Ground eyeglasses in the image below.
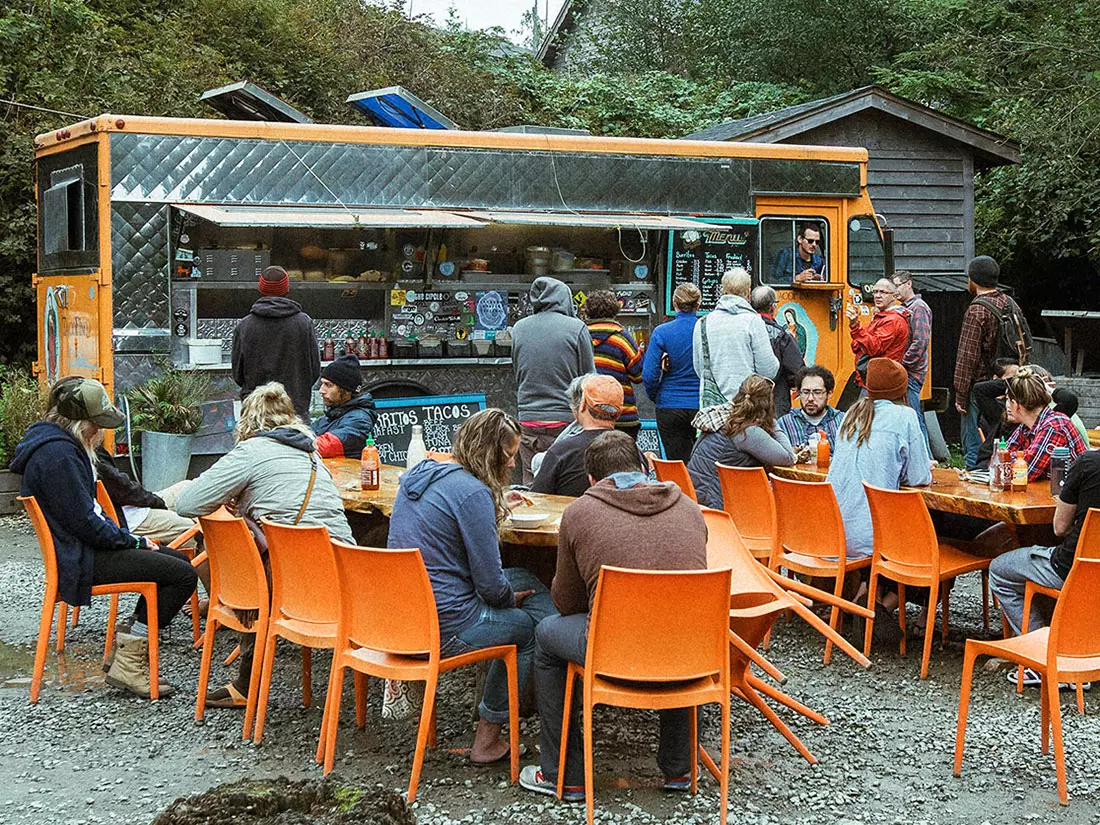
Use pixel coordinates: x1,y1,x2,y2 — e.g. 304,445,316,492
799,389,828,397
871,289,894,295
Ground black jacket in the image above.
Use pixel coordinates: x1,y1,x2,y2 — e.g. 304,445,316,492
762,315,806,417
94,447,165,530
10,422,137,606
231,296,320,418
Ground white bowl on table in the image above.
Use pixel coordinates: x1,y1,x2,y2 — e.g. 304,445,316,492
508,511,549,529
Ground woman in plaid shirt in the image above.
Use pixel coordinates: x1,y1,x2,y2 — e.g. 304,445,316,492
1003,368,1087,481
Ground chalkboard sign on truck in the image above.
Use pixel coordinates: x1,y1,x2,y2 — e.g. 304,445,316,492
370,393,487,466
666,218,757,315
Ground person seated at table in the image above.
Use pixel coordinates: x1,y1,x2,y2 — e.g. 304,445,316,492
520,430,708,801
1028,364,1091,446
972,357,1020,469
776,364,845,453
1001,368,1087,482
687,374,796,510
530,375,633,498
176,381,353,709
311,353,377,459
388,408,555,765
530,374,590,478
9,376,198,699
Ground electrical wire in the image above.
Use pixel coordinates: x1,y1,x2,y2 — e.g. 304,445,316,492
0,98,89,120
279,141,357,219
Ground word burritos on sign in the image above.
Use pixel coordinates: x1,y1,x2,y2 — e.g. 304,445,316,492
370,393,487,467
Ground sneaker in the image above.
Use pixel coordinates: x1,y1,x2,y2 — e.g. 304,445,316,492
1006,667,1092,692
661,775,691,792
519,765,584,803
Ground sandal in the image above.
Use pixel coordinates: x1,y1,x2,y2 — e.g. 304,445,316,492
470,742,527,766
205,682,248,708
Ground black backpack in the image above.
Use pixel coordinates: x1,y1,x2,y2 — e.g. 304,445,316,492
974,295,1032,366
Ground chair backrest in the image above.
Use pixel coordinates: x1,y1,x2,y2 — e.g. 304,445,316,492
427,451,453,462
19,496,58,591
716,464,776,544
586,565,731,683
199,510,269,612
331,539,439,657
1049,507,1100,661
1074,508,1100,561
771,474,846,562
863,483,939,570
261,519,339,625
95,481,120,526
652,458,697,502
701,508,778,594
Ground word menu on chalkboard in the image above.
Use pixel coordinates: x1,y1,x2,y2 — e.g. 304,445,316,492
666,219,757,315
370,393,487,466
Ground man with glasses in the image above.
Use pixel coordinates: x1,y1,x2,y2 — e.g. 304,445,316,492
777,365,845,450
890,270,932,442
771,222,825,284
846,278,911,369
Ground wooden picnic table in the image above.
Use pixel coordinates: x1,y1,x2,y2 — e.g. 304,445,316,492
324,458,573,548
769,464,1058,526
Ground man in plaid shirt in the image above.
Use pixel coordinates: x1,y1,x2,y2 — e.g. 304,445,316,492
776,365,845,449
954,256,1014,468
891,270,932,444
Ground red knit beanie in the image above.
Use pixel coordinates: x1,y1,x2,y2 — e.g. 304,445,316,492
259,266,290,297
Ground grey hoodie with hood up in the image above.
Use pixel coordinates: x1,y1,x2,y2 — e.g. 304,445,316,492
511,277,595,422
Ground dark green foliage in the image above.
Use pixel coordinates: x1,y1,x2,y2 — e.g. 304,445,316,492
0,365,47,465
126,364,210,434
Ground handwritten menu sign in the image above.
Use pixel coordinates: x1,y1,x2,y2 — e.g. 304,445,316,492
370,393,487,466
666,221,756,314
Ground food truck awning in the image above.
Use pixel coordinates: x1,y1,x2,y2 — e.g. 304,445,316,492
173,205,487,229
466,211,738,231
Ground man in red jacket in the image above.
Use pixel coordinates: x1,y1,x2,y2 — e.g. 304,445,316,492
847,278,911,364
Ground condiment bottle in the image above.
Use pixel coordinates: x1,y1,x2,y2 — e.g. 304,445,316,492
1050,446,1072,497
1011,451,1028,492
360,436,380,491
369,331,380,360
807,432,820,466
358,331,370,357
816,429,830,468
378,336,388,358
406,424,428,469
322,337,335,362
344,331,357,356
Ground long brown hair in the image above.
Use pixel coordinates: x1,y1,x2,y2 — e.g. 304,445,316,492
723,375,776,438
838,395,909,447
453,408,521,524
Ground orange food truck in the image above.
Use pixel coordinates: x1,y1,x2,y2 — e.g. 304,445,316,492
33,114,896,454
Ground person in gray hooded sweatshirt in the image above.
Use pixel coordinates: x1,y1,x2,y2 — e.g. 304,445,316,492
511,277,596,482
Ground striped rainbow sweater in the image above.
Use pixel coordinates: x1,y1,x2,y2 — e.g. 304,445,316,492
588,320,644,428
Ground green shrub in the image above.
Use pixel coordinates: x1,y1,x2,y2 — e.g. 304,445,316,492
126,364,211,435
0,367,47,466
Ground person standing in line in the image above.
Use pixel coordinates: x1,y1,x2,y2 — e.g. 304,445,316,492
585,290,644,440
511,277,596,483
890,270,932,443
847,278,911,367
750,285,805,417
641,283,701,463
231,265,320,419
692,267,779,411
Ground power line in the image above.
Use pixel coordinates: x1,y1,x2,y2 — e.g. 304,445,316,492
0,98,89,120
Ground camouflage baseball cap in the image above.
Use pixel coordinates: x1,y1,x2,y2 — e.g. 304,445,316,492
55,378,125,428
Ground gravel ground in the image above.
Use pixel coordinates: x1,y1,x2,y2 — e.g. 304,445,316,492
1,512,1099,825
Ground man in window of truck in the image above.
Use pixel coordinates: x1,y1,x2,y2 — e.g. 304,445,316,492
771,222,825,284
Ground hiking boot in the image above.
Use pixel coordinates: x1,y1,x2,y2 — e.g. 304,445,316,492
105,632,175,699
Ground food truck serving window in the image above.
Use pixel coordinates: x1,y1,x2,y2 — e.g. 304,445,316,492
758,217,829,286
846,215,886,289
43,166,92,254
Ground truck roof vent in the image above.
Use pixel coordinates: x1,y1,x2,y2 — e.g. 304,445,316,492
346,86,458,130
200,81,313,123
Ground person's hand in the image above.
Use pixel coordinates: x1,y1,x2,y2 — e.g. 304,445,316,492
845,304,858,322
642,450,658,471
505,490,530,509
796,268,818,283
955,401,967,414
514,589,536,606
793,444,812,464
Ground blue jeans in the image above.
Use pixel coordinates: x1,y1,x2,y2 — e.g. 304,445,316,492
989,545,1065,635
440,568,556,724
907,375,930,446
961,394,982,469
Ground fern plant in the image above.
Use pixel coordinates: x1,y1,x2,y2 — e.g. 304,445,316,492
126,365,211,435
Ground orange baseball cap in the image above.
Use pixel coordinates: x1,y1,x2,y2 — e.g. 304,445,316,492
582,375,624,419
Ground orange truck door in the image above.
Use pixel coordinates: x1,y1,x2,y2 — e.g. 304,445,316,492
35,273,109,388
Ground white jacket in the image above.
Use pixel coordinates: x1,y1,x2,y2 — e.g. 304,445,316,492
692,294,780,405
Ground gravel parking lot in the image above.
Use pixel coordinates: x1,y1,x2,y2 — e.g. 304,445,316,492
1,512,1098,825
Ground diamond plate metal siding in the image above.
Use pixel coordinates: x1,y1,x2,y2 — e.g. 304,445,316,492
752,159,861,197
111,203,170,331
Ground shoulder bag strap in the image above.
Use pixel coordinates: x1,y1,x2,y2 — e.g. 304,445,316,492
292,453,319,526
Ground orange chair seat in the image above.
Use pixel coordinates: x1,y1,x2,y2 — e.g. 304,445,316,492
270,616,337,648
345,643,515,682
574,663,726,709
876,543,989,587
775,550,872,577
741,536,773,560
970,629,1100,679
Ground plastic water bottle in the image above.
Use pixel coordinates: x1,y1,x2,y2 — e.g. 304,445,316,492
1050,446,1071,497
406,424,428,469
807,432,820,466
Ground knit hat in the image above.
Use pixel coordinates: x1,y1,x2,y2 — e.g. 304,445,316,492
582,374,624,421
864,358,908,402
258,265,290,297
54,377,125,428
321,353,361,393
966,255,1000,288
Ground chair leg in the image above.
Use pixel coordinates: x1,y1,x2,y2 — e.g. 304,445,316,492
897,582,907,657
720,697,730,825
224,644,241,666
748,675,829,726
689,704,698,794
941,583,951,646
242,618,268,740
557,667,577,800
105,595,119,664
730,630,786,683
407,674,438,804
789,600,871,668
919,581,939,679
323,664,347,775
1076,682,1085,715
863,573,878,659
953,642,978,776
823,573,842,665
738,683,817,764
253,633,279,744
1049,676,1069,804
504,649,520,784
56,603,68,653
30,593,56,705
583,688,595,825
145,592,160,701
71,606,80,627
316,651,340,764
1040,677,1051,755
980,571,990,634
354,672,367,729
301,646,312,708
194,618,219,722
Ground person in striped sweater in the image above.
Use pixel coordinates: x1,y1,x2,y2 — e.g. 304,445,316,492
584,290,644,439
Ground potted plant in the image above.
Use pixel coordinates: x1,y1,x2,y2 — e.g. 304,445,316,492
0,367,47,514
126,364,211,492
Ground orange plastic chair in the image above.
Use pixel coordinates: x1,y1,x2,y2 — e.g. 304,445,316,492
954,529,1100,804
426,451,453,461
716,464,777,563
651,458,697,502
93,480,203,647
20,495,162,702
194,510,270,740
558,566,732,825
771,475,871,664
863,483,990,679
252,519,340,744
319,540,520,803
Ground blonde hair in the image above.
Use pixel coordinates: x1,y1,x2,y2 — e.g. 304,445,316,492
721,267,751,298
235,382,307,442
1006,367,1051,412
723,375,776,438
453,408,521,524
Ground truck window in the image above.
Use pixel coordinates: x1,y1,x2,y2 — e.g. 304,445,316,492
759,217,828,286
847,215,886,289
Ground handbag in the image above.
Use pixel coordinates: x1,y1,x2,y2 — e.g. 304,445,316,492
699,315,728,409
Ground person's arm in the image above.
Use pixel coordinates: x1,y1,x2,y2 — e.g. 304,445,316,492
95,449,166,510
529,448,560,494
779,332,805,383
619,332,644,385
455,488,514,609
750,319,780,379
692,322,703,379
850,315,899,358
953,305,985,411
903,303,932,370
308,324,321,383
901,413,934,487
1053,457,1086,536
551,509,589,616
1019,419,1073,481
175,445,254,517
738,426,797,467
313,402,376,459
641,329,665,401
230,328,244,390
972,379,1008,430
577,326,596,374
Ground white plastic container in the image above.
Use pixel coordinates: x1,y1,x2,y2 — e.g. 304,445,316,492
406,424,428,469
186,338,223,365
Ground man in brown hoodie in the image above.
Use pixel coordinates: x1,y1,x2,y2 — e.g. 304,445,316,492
519,430,708,801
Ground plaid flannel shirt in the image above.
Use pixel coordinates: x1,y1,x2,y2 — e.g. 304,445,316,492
901,295,932,383
776,406,844,448
1004,406,1088,481
954,291,1007,402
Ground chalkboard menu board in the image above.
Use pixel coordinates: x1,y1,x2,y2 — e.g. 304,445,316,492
638,419,665,460
370,393,487,466
666,219,757,314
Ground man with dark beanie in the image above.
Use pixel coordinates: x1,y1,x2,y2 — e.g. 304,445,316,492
953,255,1028,468
311,353,377,458
231,265,320,418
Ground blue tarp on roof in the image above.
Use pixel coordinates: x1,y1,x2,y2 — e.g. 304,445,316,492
346,86,458,130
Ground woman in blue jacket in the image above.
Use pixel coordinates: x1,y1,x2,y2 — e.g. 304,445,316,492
641,283,702,462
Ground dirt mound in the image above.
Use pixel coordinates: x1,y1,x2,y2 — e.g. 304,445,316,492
151,777,415,825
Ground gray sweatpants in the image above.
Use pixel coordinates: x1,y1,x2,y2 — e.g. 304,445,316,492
989,545,1065,635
